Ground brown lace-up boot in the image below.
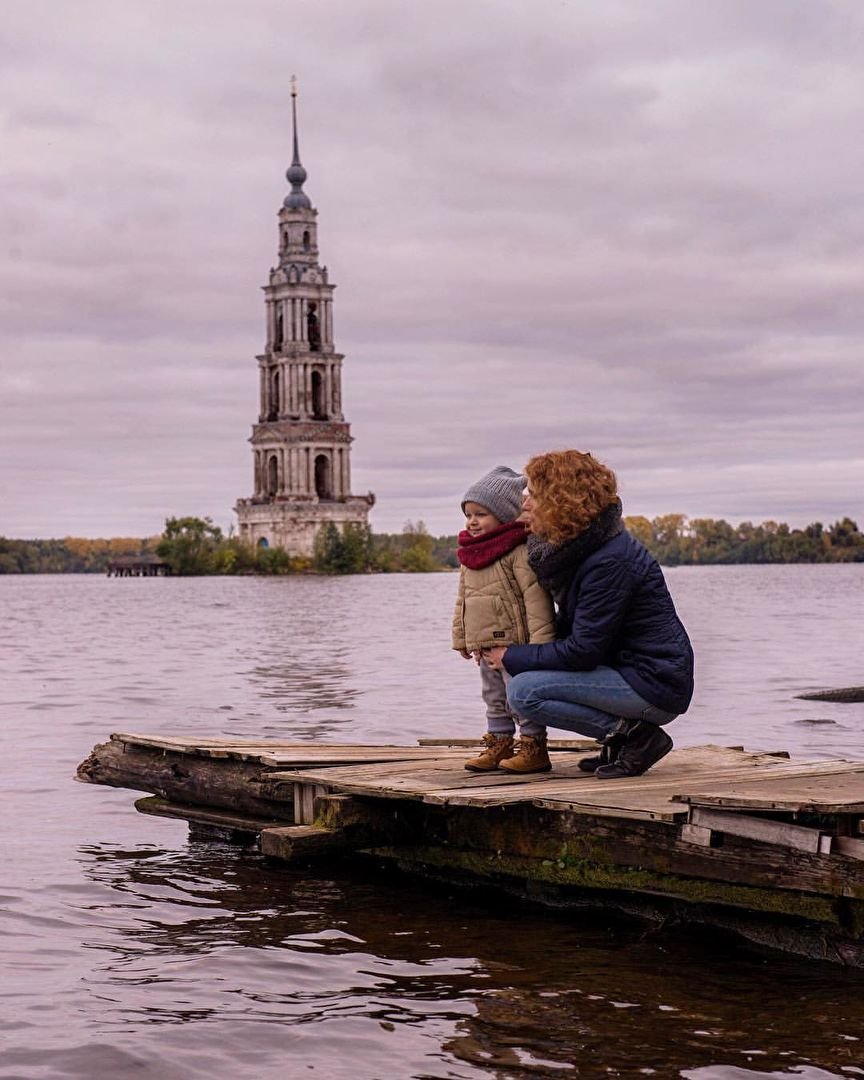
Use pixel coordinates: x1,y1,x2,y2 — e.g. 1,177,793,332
499,733,552,774
464,733,515,772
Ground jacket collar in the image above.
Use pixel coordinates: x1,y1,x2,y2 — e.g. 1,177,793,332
527,500,624,594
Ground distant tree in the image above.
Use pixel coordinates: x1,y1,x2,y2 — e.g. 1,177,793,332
157,517,224,575
624,515,653,550
313,522,373,574
398,520,438,573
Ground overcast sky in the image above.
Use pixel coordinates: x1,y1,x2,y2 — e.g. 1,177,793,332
2,0,863,539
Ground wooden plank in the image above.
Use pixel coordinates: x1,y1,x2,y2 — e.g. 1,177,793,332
112,733,471,767
680,823,714,847
260,825,347,861
258,747,469,766
676,768,864,813
292,783,329,825
536,784,695,822
258,747,831,815
835,836,864,862
417,737,597,750
264,753,604,802
272,745,774,796
421,754,855,810
690,806,831,854
134,795,289,832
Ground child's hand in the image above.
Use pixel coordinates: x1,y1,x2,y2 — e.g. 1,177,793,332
472,650,483,666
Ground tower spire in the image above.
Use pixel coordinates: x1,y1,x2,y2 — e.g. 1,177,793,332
284,75,312,209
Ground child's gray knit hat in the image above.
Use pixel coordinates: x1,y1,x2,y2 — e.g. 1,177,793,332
461,465,526,523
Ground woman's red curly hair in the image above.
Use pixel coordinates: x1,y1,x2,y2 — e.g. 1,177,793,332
524,450,618,545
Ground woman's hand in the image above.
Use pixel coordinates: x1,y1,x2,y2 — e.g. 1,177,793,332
482,646,508,671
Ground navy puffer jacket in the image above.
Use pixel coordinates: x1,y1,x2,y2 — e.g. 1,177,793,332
503,529,694,715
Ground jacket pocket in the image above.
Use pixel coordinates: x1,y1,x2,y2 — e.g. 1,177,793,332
464,595,516,648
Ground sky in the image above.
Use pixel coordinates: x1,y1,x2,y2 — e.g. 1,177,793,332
2,0,863,539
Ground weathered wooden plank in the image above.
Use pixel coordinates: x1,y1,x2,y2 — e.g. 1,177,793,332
417,737,597,750
690,806,832,854
270,746,774,798
535,789,692,822
135,795,289,833
260,825,347,861
77,739,295,817
422,756,856,810
292,783,329,825
259,747,839,815
676,768,864,813
835,836,864,862
680,823,714,847
111,732,472,767
257,747,469,766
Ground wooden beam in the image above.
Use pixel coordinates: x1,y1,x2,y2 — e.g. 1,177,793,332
259,825,347,861
680,823,714,847
834,836,864,862
134,796,289,834
292,782,329,824
689,806,832,854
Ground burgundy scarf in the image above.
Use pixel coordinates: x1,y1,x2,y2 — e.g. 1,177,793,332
458,521,528,570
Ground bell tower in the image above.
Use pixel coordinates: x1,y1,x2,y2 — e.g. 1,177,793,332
235,80,375,556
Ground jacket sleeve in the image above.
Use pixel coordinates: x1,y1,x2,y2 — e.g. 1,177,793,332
451,569,467,650
512,546,556,643
504,554,633,674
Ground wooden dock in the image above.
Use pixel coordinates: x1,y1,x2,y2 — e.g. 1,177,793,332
77,732,864,966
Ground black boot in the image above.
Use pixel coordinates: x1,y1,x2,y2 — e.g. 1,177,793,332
594,719,673,779
577,729,626,773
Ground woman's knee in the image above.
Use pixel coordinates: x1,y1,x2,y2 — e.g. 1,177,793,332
506,672,543,717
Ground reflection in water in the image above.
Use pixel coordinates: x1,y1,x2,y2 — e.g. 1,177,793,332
2,569,864,1079
74,840,864,1079
247,659,360,712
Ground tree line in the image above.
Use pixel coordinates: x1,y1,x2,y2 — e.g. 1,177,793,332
1,514,862,575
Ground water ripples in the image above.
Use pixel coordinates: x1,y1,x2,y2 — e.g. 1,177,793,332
2,569,864,1077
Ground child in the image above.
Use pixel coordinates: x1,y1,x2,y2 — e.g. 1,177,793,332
452,465,556,773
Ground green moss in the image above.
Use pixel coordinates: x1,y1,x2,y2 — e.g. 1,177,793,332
370,844,847,927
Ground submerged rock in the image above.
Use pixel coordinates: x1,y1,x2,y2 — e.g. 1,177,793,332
796,687,864,703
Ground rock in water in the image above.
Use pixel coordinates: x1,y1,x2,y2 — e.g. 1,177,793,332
796,687,864,703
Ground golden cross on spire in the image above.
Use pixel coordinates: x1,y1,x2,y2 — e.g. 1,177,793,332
290,74,298,98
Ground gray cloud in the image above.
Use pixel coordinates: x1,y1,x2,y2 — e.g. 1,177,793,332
1,0,863,538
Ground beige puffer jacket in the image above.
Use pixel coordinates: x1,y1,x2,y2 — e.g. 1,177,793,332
451,543,556,653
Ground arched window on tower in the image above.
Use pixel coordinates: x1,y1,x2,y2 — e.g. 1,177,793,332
268,370,280,421
311,369,326,419
267,455,279,497
314,454,332,500
303,230,310,252
273,306,283,351
307,302,321,352
257,537,270,549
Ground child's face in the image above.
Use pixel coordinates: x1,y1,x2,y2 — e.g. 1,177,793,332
464,501,502,537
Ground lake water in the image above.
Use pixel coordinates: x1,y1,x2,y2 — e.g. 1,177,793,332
2,566,864,1079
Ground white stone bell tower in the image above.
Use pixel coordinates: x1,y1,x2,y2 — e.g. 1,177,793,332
235,80,374,556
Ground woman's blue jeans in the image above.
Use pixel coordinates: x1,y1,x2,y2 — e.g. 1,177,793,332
506,665,677,741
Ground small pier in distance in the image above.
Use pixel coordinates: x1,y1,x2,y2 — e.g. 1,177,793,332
77,733,864,966
106,555,170,577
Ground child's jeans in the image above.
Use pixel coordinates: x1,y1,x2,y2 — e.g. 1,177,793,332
480,661,546,738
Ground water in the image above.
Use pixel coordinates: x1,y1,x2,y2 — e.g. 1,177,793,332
2,566,864,1079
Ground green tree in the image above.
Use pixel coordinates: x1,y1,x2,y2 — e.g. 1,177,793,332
157,516,224,575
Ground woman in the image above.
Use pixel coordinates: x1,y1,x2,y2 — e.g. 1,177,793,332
482,450,694,778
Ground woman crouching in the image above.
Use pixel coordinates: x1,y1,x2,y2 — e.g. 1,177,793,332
482,450,694,778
